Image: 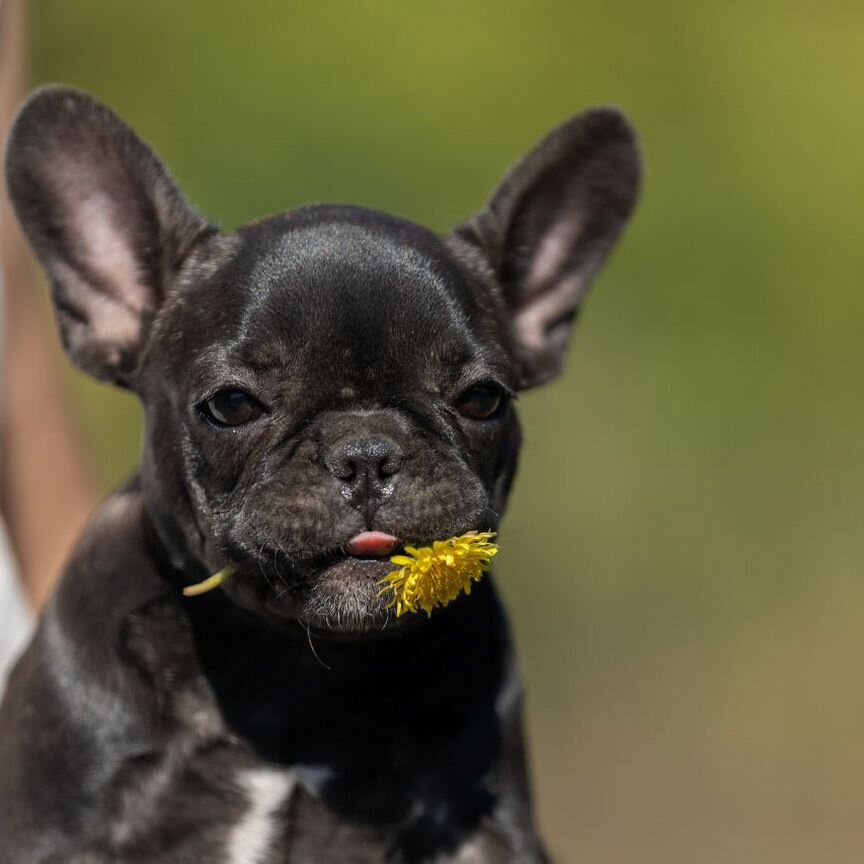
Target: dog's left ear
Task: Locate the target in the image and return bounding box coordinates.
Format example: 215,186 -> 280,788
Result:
4,86 -> 215,387
454,108 -> 641,389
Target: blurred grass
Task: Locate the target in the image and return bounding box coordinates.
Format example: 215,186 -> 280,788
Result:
31,1 -> 864,860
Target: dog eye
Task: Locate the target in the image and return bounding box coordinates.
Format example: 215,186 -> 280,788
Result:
200,389 -> 265,427
455,382 -> 508,421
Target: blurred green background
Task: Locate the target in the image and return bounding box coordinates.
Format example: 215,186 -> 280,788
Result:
29,1 -> 864,860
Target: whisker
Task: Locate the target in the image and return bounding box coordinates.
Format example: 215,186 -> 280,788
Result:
304,623 -> 332,671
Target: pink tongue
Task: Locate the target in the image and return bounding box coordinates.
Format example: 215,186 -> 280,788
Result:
345,531 -> 401,558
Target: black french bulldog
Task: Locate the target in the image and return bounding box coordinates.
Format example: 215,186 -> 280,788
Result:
0,87 -> 640,863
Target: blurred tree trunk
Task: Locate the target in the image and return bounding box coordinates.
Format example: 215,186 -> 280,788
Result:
0,0 -> 99,608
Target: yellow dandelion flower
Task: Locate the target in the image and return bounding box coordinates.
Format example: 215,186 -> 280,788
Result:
378,531 -> 499,617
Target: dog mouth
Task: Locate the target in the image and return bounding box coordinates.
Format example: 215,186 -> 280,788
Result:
343,530 -> 402,559
220,522 -> 494,634
282,531 -> 406,618
280,531 -> 406,582
218,531 -> 407,633
227,522 -> 493,582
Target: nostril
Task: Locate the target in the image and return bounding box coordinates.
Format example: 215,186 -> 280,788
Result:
324,437 -> 404,486
327,454 -> 357,482
379,450 -> 403,479
343,456 -> 360,482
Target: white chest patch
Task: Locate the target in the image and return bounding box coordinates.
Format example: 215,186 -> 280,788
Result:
226,768 -> 296,864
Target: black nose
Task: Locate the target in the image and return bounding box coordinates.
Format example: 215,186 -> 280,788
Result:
324,436 -> 404,515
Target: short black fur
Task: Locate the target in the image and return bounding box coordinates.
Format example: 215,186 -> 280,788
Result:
0,86 -> 641,862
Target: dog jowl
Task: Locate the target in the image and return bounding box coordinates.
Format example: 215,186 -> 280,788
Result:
0,88 -> 640,862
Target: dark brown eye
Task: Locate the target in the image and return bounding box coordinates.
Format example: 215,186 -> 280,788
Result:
456,382 -> 508,421
200,389 -> 265,427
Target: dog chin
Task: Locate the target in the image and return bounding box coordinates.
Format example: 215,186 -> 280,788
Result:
234,556 -> 415,636
295,557 -> 402,633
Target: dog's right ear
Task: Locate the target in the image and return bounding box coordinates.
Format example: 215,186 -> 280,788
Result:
4,87 -> 215,387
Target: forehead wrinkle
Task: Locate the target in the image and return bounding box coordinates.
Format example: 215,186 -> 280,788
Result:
233,221 -> 485,376
250,223 -> 472,319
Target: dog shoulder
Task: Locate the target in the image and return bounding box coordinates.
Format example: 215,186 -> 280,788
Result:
0,484 -> 219,860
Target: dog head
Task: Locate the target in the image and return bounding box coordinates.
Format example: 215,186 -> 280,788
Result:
5,87 -> 640,632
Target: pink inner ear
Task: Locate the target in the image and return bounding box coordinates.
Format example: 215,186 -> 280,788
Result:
517,213 -> 589,349
68,190 -> 151,348
526,213 -> 585,295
